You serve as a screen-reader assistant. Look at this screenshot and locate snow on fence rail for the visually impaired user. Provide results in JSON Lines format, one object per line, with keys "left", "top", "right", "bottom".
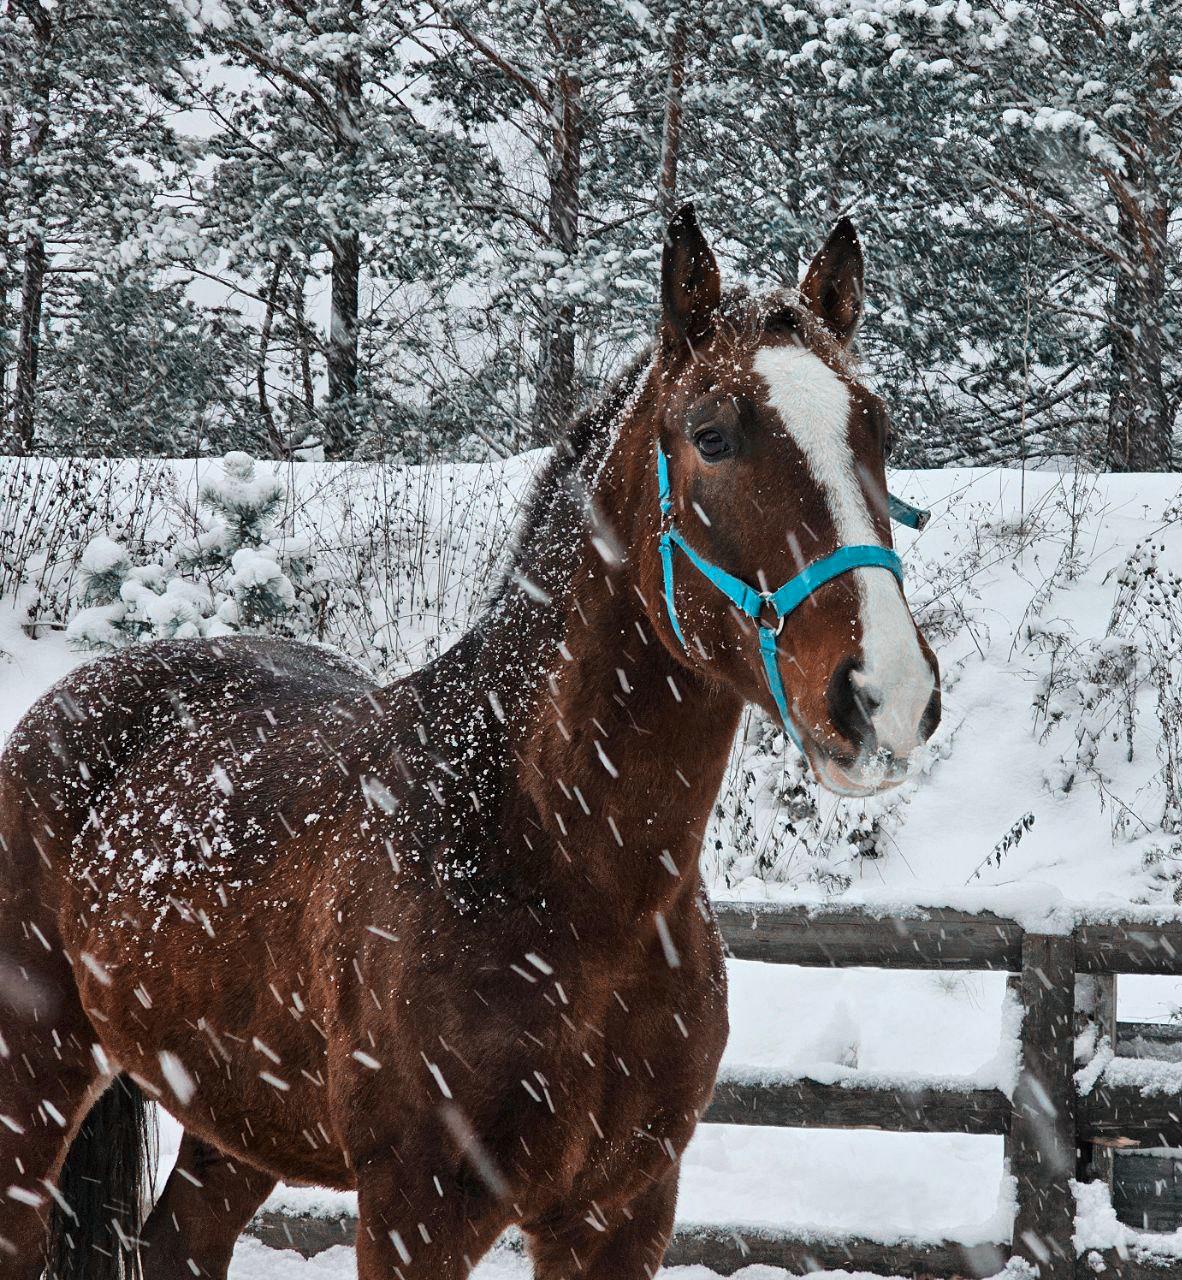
{"left": 249, "top": 903, "right": 1182, "bottom": 1279}
{"left": 714, "top": 902, "right": 1182, "bottom": 974}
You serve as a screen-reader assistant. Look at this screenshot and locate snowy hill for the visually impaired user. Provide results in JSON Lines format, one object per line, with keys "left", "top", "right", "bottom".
{"left": 3, "top": 456, "right": 1182, "bottom": 1275}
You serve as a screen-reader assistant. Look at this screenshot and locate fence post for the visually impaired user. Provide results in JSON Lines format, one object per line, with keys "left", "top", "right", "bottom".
{"left": 1010, "top": 934, "right": 1077, "bottom": 1280}
{"left": 1076, "top": 973, "right": 1117, "bottom": 1190}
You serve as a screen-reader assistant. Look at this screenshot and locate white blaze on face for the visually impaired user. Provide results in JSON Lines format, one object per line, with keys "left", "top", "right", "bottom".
{"left": 752, "top": 344, "right": 934, "bottom": 759}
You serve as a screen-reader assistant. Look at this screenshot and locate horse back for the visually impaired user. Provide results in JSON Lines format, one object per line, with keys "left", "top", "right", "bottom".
{"left": 0, "top": 636, "right": 376, "bottom": 884}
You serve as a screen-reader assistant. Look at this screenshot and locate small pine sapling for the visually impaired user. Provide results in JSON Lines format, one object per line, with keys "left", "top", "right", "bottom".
{"left": 185, "top": 451, "right": 287, "bottom": 563}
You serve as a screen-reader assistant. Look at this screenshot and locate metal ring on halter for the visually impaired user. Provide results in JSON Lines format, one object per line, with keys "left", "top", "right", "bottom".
{"left": 757, "top": 592, "right": 785, "bottom": 635}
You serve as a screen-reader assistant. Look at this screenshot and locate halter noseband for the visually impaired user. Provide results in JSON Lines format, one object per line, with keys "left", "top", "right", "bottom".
{"left": 655, "top": 444, "right": 928, "bottom": 753}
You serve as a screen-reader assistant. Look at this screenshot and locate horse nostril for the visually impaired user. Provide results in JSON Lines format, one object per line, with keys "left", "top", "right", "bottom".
{"left": 856, "top": 680, "right": 883, "bottom": 718}
{"left": 826, "top": 657, "right": 876, "bottom": 752}
{"left": 919, "top": 684, "right": 942, "bottom": 742}
{"left": 873, "top": 747, "right": 907, "bottom": 781}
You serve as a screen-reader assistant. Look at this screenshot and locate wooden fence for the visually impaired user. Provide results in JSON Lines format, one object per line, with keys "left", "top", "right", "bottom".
{"left": 251, "top": 902, "right": 1182, "bottom": 1279}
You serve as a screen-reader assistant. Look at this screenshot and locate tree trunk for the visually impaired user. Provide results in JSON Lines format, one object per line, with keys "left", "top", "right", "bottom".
{"left": 1106, "top": 62, "right": 1173, "bottom": 472}
{"left": 0, "top": 8, "right": 12, "bottom": 433}
{"left": 658, "top": 23, "right": 687, "bottom": 221}
{"left": 325, "top": 0, "right": 362, "bottom": 457}
{"left": 293, "top": 266, "right": 316, "bottom": 421}
{"left": 1107, "top": 201, "right": 1171, "bottom": 471}
{"left": 12, "top": 1, "right": 50, "bottom": 453}
{"left": 533, "top": 44, "right": 582, "bottom": 445}
{"left": 258, "top": 250, "right": 288, "bottom": 456}
{"left": 327, "top": 232, "right": 360, "bottom": 454}
{"left": 12, "top": 231, "right": 44, "bottom": 452}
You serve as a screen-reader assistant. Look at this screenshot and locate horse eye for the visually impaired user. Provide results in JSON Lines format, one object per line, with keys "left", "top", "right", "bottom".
{"left": 865, "top": 402, "right": 893, "bottom": 459}
{"left": 878, "top": 414, "right": 895, "bottom": 459}
{"left": 695, "top": 428, "right": 731, "bottom": 461}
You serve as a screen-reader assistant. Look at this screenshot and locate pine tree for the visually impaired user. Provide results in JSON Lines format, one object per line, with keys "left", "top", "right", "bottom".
{"left": 3, "top": 0, "right": 1175, "bottom": 469}
{"left": 423, "top": 0, "right": 663, "bottom": 448}
{"left": 184, "top": 0, "right": 485, "bottom": 458}
{"left": 783, "top": 0, "right": 1181, "bottom": 469}
{"left": 68, "top": 452, "right": 307, "bottom": 649}
{"left": 0, "top": 0, "right": 204, "bottom": 452}
{"left": 182, "top": 451, "right": 310, "bottom": 628}
{"left": 38, "top": 274, "right": 250, "bottom": 455}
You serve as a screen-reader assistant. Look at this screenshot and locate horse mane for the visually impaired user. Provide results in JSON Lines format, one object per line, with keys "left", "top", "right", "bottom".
{"left": 563, "top": 344, "right": 654, "bottom": 468}
{"left": 488, "top": 346, "right": 653, "bottom": 610}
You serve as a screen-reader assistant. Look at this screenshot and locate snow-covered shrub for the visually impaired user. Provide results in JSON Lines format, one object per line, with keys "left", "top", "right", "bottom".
{"left": 0, "top": 457, "right": 175, "bottom": 630}
{"left": 77, "top": 536, "right": 133, "bottom": 607}
{"left": 67, "top": 452, "right": 310, "bottom": 650}
{"left": 67, "top": 538, "right": 224, "bottom": 649}
{"left": 68, "top": 537, "right": 169, "bottom": 648}
{"left": 1032, "top": 533, "right": 1182, "bottom": 847}
{"left": 187, "top": 451, "right": 285, "bottom": 559}
{"left": 177, "top": 453, "right": 314, "bottom": 632}
{"left": 226, "top": 547, "right": 297, "bottom": 625}
{"left": 54, "top": 451, "right": 527, "bottom": 670}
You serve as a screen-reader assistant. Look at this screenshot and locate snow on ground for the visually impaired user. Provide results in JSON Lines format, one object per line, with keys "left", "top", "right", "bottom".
{"left": 6, "top": 457, "right": 1182, "bottom": 908}
{"left": 4, "top": 461, "right": 1182, "bottom": 1275}
{"left": 716, "top": 466, "right": 1182, "bottom": 910}
{"left": 226, "top": 1237, "right": 809, "bottom": 1280}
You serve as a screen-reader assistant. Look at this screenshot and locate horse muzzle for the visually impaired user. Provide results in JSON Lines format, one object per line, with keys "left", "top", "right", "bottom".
{"left": 813, "top": 745, "right": 915, "bottom": 798}
{"left": 812, "top": 670, "right": 941, "bottom": 797}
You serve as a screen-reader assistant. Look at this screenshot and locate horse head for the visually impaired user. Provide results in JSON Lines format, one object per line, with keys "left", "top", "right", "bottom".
{"left": 635, "top": 206, "right": 940, "bottom": 797}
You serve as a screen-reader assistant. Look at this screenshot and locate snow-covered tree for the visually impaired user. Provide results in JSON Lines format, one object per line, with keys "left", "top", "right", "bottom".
{"left": 423, "top": 0, "right": 666, "bottom": 447}
{"left": 0, "top": 0, "right": 203, "bottom": 451}
{"left": 4, "top": 0, "right": 1177, "bottom": 468}
{"left": 68, "top": 535, "right": 217, "bottom": 648}
{"left": 181, "top": 0, "right": 486, "bottom": 458}
{"left": 779, "top": 0, "right": 1181, "bottom": 469}
{"left": 181, "top": 451, "right": 309, "bottom": 625}
{"left": 37, "top": 274, "right": 251, "bottom": 455}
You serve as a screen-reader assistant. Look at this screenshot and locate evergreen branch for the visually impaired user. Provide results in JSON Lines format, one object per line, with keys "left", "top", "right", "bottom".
{"left": 217, "top": 36, "right": 338, "bottom": 136}
{"left": 966, "top": 167, "right": 1136, "bottom": 272}
{"left": 421, "top": 0, "right": 550, "bottom": 115}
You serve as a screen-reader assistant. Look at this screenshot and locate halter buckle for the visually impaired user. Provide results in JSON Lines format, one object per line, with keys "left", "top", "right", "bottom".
{"left": 757, "top": 592, "right": 785, "bottom": 635}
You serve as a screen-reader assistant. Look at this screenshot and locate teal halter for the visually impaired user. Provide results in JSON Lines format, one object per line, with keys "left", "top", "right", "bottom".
{"left": 655, "top": 444, "right": 927, "bottom": 752}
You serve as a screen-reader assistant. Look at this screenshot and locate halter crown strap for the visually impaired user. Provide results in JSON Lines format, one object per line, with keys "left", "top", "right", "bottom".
{"left": 888, "top": 493, "right": 930, "bottom": 531}
{"left": 655, "top": 443, "right": 917, "bottom": 752}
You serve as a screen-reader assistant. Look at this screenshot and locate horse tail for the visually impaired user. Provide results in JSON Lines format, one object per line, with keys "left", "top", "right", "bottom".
{"left": 45, "top": 1075, "right": 155, "bottom": 1280}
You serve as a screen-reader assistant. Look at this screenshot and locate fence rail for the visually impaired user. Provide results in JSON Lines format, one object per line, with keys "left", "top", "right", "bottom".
{"left": 714, "top": 901, "right": 1182, "bottom": 974}
{"left": 706, "top": 902, "right": 1182, "bottom": 1280}
{"left": 249, "top": 901, "right": 1182, "bottom": 1278}
{"left": 706, "top": 1074, "right": 1012, "bottom": 1134}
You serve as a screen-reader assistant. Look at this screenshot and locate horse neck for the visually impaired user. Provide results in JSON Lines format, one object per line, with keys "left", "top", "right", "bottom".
{"left": 474, "top": 376, "right": 744, "bottom": 914}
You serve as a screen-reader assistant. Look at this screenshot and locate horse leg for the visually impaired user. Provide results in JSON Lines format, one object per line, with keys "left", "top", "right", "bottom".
{"left": 525, "top": 1167, "right": 680, "bottom": 1280}
{"left": 0, "top": 972, "right": 103, "bottom": 1276}
{"left": 352, "top": 1163, "right": 506, "bottom": 1280}
{"left": 0, "top": 1077, "right": 102, "bottom": 1278}
{"left": 141, "top": 1132, "right": 276, "bottom": 1280}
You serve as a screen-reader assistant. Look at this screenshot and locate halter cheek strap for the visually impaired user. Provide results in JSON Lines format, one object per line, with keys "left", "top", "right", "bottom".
{"left": 656, "top": 443, "right": 923, "bottom": 753}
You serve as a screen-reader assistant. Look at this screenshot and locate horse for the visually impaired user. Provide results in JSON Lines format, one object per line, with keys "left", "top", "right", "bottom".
{"left": 0, "top": 206, "right": 939, "bottom": 1280}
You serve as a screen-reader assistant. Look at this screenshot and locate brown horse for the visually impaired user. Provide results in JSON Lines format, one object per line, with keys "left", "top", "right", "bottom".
{"left": 0, "top": 208, "right": 938, "bottom": 1280}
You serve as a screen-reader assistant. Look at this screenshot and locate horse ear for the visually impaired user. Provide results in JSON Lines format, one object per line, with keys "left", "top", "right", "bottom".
{"left": 661, "top": 204, "right": 721, "bottom": 348}
{"left": 801, "top": 218, "right": 864, "bottom": 346}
